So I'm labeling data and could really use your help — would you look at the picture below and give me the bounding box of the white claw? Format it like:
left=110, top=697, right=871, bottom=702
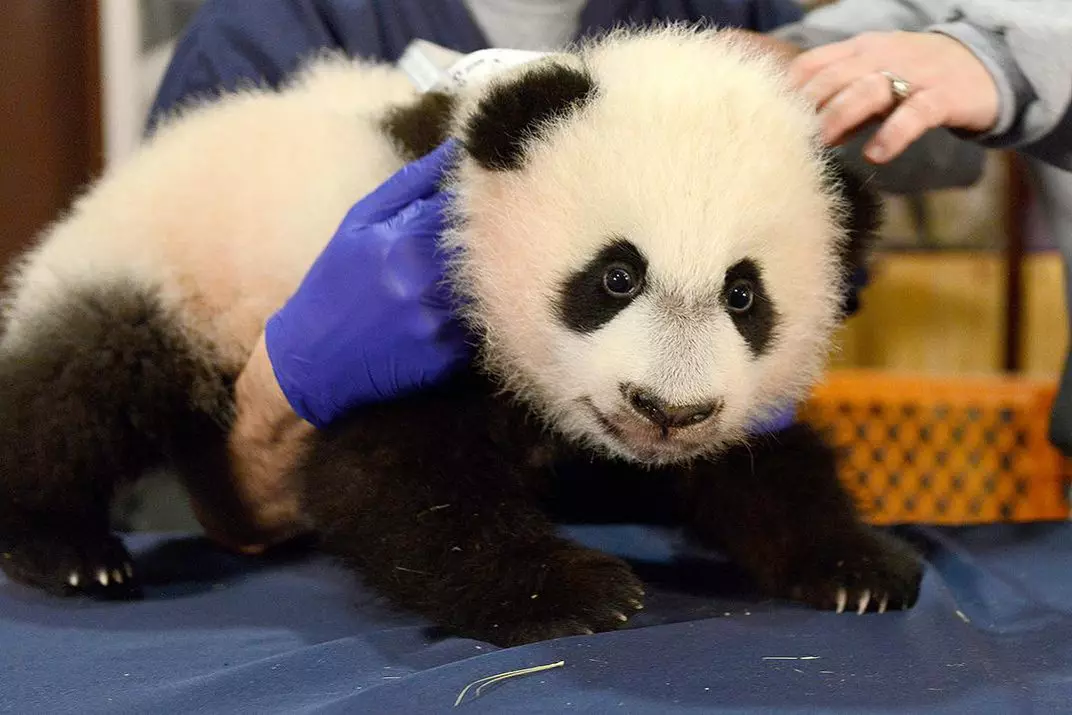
left=97, top=569, right=109, bottom=586
left=112, top=570, right=123, bottom=584
left=124, top=562, right=133, bottom=578
left=835, top=588, right=848, bottom=614
left=68, top=571, right=80, bottom=587
left=878, top=594, right=889, bottom=614
left=857, top=589, right=871, bottom=615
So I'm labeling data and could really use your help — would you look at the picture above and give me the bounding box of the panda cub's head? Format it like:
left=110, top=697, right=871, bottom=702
left=436, top=27, right=880, bottom=466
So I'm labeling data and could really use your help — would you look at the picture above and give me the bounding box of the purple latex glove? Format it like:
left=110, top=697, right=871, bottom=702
left=265, top=139, right=470, bottom=428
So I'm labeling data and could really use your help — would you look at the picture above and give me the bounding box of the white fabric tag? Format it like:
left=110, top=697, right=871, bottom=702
left=397, top=39, right=465, bottom=92
left=399, top=40, right=551, bottom=93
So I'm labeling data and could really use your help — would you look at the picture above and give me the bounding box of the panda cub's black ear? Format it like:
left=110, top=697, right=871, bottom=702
left=462, top=62, right=596, bottom=172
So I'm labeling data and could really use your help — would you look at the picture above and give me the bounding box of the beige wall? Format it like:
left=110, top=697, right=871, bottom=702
left=831, top=251, right=1067, bottom=377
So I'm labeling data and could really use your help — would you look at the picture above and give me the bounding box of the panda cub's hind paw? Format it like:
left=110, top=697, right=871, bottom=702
left=1, top=530, right=142, bottom=600
left=469, top=543, right=646, bottom=647
left=787, top=529, right=922, bottom=615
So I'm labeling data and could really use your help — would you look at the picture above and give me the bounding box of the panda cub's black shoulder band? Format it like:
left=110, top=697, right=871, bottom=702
left=381, top=91, right=458, bottom=162
left=463, top=63, right=597, bottom=172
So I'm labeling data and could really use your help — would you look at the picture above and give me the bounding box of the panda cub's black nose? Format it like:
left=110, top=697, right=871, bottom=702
left=623, top=385, right=721, bottom=430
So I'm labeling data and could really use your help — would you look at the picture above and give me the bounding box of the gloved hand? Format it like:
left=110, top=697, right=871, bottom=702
left=265, top=139, right=471, bottom=428
left=844, top=265, right=869, bottom=315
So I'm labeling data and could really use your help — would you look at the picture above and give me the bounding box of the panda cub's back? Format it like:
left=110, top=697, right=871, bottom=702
left=5, top=57, right=417, bottom=370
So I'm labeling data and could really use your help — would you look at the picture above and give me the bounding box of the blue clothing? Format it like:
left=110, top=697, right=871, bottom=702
left=148, top=0, right=803, bottom=128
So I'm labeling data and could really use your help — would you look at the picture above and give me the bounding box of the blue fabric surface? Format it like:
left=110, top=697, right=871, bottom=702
left=4, top=523, right=1072, bottom=713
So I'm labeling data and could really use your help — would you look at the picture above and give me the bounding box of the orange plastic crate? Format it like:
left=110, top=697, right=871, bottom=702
left=798, top=370, right=1071, bottom=525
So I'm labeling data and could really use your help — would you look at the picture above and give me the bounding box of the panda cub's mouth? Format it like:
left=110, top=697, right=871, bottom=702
left=579, top=392, right=723, bottom=463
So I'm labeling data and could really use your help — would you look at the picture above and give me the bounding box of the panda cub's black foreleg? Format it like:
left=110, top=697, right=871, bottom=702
left=297, top=378, right=646, bottom=647
left=679, top=423, right=923, bottom=614
left=0, top=280, right=233, bottom=599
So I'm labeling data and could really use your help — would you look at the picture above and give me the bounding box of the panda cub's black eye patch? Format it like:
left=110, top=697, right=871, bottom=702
left=558, top=239, right=647, bottom=334
left=723, top=258, right=779, bottom=357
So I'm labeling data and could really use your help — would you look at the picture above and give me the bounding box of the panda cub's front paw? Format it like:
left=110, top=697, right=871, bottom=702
left=787, top=529, right=922, bottom=615
left=0, top=530, right=142, bottom=600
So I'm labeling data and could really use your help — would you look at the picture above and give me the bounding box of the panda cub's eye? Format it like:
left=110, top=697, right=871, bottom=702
left=727, top=279, right=755, bottom=313
left=602, top=263, right=641, bottom=297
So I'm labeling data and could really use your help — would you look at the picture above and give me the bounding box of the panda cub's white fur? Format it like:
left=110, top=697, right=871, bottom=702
left=4, top=26, right=847, bottom=464
left=2, top=54, right=419, bottom=373
left=1, top=26, right=918, bottom=639
left=443, top=27, right=852, bottom=463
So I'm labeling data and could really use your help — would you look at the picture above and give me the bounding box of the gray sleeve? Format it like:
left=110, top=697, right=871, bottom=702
left=833, top=123, right=987, bottom=195
left=928, top=2, right=1072, bottom=171
left=772, top=0, right=939, bottom=44
left=771, top=0, right=988, bottom=195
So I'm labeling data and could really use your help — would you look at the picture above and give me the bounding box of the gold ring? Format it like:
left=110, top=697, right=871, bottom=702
left=880, top=71, right=912, bottom=102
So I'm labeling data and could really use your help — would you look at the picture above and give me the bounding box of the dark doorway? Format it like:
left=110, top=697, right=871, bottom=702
left=0, top=0, right=102, bottom=273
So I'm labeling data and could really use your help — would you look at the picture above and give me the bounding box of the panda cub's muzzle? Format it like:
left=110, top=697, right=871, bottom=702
left=621, top=383, right=722, bottom=434
left=583, top=383, right=726, bottom=463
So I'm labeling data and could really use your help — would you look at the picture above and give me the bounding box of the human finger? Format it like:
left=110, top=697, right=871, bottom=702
left=348, top=138, right=459, bottom=224
left=721, top=29, right=803, bottom=64
left=379, top=191, right=450, bottom=239
left=819, top=70, right=897, bottom=145
left=799, top=54, right=883, bottom=110
left=864, top=88, right=947, bottom=163
left=786, top=38, right=859, bottom=89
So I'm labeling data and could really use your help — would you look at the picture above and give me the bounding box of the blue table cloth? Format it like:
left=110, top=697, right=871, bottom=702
left=4, top=522, right=1072, bottom=713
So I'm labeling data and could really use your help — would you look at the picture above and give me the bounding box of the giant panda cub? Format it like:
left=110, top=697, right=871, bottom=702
left=0, top=25, right=922, bottom=646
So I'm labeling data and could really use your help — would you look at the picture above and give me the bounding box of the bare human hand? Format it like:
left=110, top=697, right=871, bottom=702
left=787, top=31, right=1000, bottom=163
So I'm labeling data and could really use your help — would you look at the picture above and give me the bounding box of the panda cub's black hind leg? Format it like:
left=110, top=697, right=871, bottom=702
left=679, top=423, right=923, bottom=614
left=297, top=380, right=646, bottom=647
left=0, top=280, right=233, bottom=599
